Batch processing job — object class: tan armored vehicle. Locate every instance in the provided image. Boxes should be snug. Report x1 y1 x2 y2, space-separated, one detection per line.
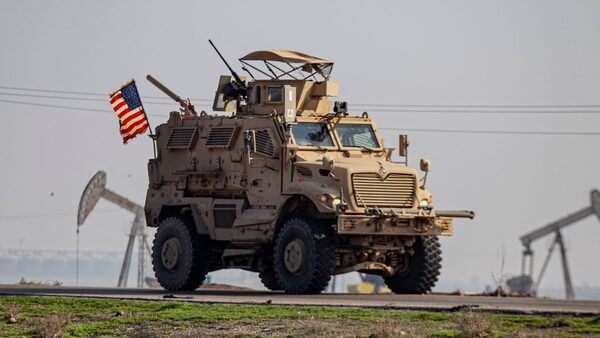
144 42 474 294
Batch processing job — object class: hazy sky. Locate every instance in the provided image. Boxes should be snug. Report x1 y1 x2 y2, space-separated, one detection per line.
1 0 599 291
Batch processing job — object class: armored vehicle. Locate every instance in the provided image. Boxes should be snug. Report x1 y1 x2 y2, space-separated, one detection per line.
144 43 474 294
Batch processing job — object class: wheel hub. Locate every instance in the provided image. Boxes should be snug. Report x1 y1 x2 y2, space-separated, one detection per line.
161 237 182 270
284 239 305 274
395 251 414 275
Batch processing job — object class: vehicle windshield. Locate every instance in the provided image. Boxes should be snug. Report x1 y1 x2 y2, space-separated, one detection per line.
336 124 380 149
291 122 334 147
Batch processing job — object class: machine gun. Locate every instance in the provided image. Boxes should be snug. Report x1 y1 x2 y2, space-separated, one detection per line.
208 39 247 100
146 74 197 115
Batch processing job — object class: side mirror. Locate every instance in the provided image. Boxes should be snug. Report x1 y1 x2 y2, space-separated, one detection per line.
322 155 335 170
287 144 299 158
420 159 431 172
399 134 409 157
244 130 256 153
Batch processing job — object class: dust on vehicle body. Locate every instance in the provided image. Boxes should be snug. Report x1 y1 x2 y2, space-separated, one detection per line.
144 43 474 294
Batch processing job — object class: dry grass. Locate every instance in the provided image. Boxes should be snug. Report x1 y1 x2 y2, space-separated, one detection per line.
369 320 410 337
369 312 410 338
454 310 495 338
34 313 69 338
512 330 546 338
126 318 415 338
3 303 21 320
300 318 340 336
17 278 62 286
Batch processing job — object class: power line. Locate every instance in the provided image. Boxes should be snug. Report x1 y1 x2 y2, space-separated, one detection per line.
0 98 168 118
0 92 198 106
1 97 598 136
0 85 211 102
0 209 122 222
350 108 600 114
0 85 109 97
0 98 597 136
380 127 600 136
0 98 110 114
352 103 600 109
4 84 600 110
3 90 597 113
1 90 599 115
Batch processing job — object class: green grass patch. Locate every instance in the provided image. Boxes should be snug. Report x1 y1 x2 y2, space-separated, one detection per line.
404 311 452 323
428 328 462 337
1 295 598 337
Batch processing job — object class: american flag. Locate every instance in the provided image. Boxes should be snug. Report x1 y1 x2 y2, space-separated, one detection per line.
109 80 149 143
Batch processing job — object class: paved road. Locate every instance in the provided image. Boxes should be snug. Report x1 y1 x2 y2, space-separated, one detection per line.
1 285 599 315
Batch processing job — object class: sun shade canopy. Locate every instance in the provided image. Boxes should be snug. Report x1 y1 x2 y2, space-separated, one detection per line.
240 50 333 65
239 50 334 80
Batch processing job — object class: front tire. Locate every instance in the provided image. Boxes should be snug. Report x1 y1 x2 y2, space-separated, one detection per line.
152 217 209 291
384 236 442 294
259 266 283 291
273 218 336 294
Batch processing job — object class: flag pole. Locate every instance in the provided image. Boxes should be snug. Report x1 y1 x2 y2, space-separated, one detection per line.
132 79 157 160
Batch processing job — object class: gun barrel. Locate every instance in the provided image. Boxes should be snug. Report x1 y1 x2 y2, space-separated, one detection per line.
435 210 475 219
146 74 182 103
208 39 244 85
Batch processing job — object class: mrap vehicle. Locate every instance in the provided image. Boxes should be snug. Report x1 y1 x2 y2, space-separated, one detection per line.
144 42 474 294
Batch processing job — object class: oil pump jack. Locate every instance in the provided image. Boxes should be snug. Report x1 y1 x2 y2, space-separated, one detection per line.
509 189 600 299
77 171 150 287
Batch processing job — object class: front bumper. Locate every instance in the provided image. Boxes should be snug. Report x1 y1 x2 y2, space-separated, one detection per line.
336 208 474 236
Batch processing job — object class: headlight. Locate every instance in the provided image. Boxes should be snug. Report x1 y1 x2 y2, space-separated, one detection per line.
419 199 430 208
331 198 342 209
317 194 329 203
316 194 343 209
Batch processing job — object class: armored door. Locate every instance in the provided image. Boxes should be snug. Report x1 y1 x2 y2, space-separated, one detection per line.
243 126 282 207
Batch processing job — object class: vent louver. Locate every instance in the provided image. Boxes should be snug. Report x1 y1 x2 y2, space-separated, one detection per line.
206 126 237 148
296 165 313 177
254 130 274 157
166 127 197 149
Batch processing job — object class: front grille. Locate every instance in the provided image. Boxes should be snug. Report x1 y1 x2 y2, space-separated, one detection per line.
352 173 415 208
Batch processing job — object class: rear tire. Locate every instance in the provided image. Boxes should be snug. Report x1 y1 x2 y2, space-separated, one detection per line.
152 217 209 291
273 218 335 294
384 236 442 294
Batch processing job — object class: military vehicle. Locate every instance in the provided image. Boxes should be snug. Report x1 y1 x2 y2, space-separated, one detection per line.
144 41 474 294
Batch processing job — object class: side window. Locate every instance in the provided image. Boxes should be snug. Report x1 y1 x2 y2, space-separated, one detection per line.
255 86 261 104
267 86 283 103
